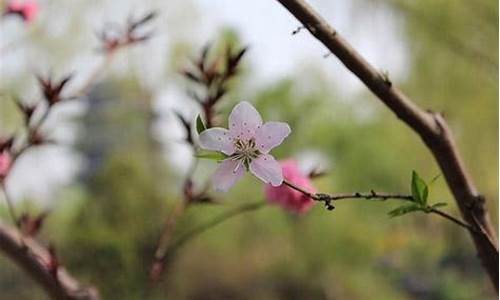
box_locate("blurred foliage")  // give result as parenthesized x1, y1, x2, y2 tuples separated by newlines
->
(0, 0, 497, 299)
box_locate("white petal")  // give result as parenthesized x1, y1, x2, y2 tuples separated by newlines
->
(254, 122, 291, 153)
(199, 128, 235, 155)
(228, 101, 263, 142)
(249, 154, 283, 186)
(212, 159, 245, 192)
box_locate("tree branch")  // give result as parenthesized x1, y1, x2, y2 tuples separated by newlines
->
(283, 179, 413, 202)
(275, 0, 498, 289)
(428, 207, 485, 237)
(0, 223, 99, 300)
(283, 179, 488, 237)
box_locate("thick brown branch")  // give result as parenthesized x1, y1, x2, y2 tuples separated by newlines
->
(275, 0, 498, 289)
(0, 223, 99, 300)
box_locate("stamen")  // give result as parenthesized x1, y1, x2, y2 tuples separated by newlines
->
(232, 137, 260, 165)
(233, 160, 242, 173)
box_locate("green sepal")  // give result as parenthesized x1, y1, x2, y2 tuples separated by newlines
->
(196, 114, 207, 134)
(195, 151, 226, 161)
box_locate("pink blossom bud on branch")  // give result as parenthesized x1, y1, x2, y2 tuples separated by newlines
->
(265, 160, 316, 214)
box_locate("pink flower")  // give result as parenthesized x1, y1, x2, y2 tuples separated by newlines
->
(0, 150, 12, 181)
(6, 0, 38, 23)
(265, 160, 316, 214)
(199, 101, 291, 192)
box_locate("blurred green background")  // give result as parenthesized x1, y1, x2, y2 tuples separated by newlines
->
(0, 0, 497, 299)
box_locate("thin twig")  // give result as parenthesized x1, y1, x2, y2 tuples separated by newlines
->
(13, 106, 51, 161)
(153, 200, 188, 262)
(282, 179, 493, 241)
(428, 208, 497, 253)
(283, 179, 413, 201)
(429, 208, 481, 235)
(150, 159, 198, 280)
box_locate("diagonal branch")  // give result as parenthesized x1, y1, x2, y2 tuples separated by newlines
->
(0, 223, 99, 300)
(275, 0, 498, 290)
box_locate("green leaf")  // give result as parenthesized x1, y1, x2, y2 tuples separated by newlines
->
(388, 204, 423, 218)
(431, 202, 447, 208)
(195, 151, 226, 161)
(196, 114, 206, 134)
(411, 171, 429, 205)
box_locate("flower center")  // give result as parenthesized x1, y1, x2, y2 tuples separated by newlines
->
(231, 138, 260, 166)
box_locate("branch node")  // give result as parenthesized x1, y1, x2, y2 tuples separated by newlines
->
(315, 193, 332, 201)
(380, 70, 392, 87)
(325, 201, 335, 210)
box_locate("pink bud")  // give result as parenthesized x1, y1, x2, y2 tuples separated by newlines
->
(6, 0, 38, 23)
(264, 160, 316, 214)
(0, 150, 12, 180)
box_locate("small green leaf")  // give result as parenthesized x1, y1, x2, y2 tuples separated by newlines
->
(411, 171, 429, 205)
(388, 204, 423, 218)
(196, 114, 206, 134)
(195, 151, 226, 161)
(431, 202, 447, 208)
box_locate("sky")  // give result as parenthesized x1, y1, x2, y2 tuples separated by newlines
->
(0, 0, 409, 204)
